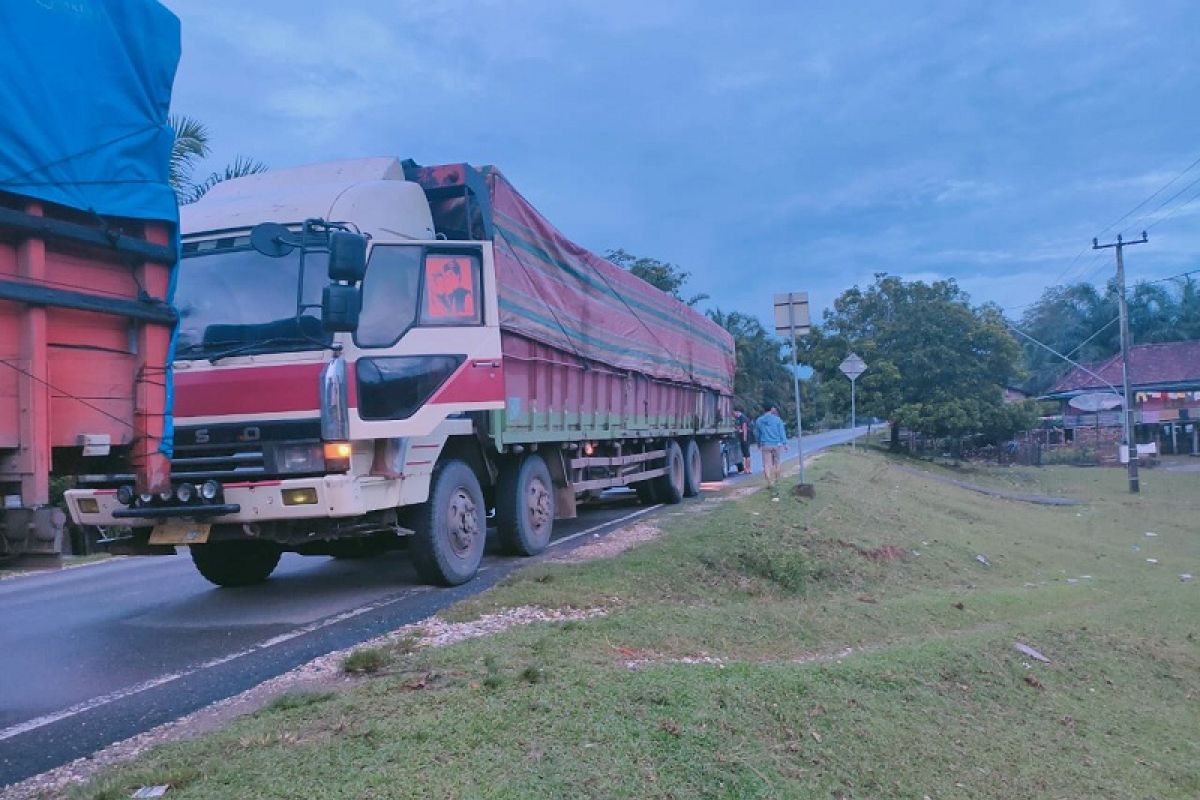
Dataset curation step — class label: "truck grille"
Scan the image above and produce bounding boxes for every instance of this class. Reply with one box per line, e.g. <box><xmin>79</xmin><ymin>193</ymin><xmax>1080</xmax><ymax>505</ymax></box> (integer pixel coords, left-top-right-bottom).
<box><xmin>170</xmin><ymin>443</ymin><xmax>266</xmax><ymax>480</ymax></box>
<box><xmin>171</xmin><ymin>419</ymin><xmax>322</xmax><ymax>482</ymax></box>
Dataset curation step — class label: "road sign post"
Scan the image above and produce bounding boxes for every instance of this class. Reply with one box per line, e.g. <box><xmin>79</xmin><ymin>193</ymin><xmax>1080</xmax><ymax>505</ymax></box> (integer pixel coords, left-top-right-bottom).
<box><xmin>838</xmin><ymin>353</ymin><xmax>868</xmax><ymax>450</ymax></box>
<box><xmin>774</xmin><ymin>293</ymin><xmax>811</xmax><ymax>484</ymax></box>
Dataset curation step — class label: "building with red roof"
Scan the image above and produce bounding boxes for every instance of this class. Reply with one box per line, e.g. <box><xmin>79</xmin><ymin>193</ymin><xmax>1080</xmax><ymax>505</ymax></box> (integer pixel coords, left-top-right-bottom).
<box><xmin>1043</xmin><ymin>340</ymin><xmax>1200</xmax><ymax>456</ymax></box>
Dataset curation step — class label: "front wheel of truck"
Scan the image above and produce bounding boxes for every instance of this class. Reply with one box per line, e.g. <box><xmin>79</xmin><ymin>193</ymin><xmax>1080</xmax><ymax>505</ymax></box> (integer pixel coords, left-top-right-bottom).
<box><xmin>410</xmin><ymin>459</ymin><xmax>487</xmax><ymax>586</ymax></box>
<box><xmin>190</xmin><ymin>538</ymin><xmax>282</xmax><ymax>587</ymax></box>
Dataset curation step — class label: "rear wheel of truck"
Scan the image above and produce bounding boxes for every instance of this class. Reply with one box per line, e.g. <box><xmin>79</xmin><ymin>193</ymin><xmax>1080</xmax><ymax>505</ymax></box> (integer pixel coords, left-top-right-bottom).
<box><xmin>410</xmin><ymin>460</ymin><xmax>487</xmax><ymax>586</ymax></box>
<box><xmin>496</xmin><ymin>454</ymin><xmax>555</xmax><ymax>556</ymax></box>
<box><xmin>190</xmin><ymin>538</ymin><xmax>282</xmax><ymax>587</ymax></box>
<box><xmin>654</xmin><ymin>440</ymin><xmax>686</xmax><ymax>504</ymax></box>
<box><xmin>683</xmin><ymin>439</ymin><xmax>703</xmax><ymax>497</ymax></box>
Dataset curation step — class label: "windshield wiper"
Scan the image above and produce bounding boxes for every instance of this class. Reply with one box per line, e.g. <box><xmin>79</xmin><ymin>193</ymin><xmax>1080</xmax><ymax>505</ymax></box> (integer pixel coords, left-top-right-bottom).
<box><xmin>206</xmin><ymin>336</ymin><xmax>328</xmax><ymax>364</ymax></box>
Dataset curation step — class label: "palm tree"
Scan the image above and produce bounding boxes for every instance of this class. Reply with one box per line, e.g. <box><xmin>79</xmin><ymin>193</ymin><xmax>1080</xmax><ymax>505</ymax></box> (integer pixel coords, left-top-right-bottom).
<box><xmin>168</xmin><ymin>114</ymin><xmax>209</xmax><ymax>198</ymax></box>
<box><xmin>169</xmin><ymin>115</ymin><xmax>267</xmax><ymax>205</ymax></box>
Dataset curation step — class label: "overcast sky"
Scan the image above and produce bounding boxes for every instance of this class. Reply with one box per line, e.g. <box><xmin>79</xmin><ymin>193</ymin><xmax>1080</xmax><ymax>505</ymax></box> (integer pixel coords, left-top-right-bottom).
<box><xmin>165</xmin><ymin>0</ymin><xmax>1200</xmax><ymax>323</ymax></box>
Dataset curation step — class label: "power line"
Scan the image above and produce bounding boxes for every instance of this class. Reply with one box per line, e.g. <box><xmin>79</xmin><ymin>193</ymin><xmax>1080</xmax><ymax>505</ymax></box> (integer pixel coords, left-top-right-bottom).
<box><xmin>1047</xmin><ymin>149</ymin><xmax>1200</xmax><ymax>289</ymax></box>
<box><xmin>1144</xmin><ymin>268</ymin><xmax>1200</xmax><ymax>286</ymax></box>
<box><xmin>1129</xmin><ymin>169</ymin><xmax>1200</xmax><ymax>232</ymax></box>
<box><xmin>1098</xmin><ymin>151</ymin><xmax>1200</xmax><ymax>237</ymax></box>
<box><xmin>1064</xmin><ymin>316</ymin><xmax>1118</xmax><ymax>358</ymax></box>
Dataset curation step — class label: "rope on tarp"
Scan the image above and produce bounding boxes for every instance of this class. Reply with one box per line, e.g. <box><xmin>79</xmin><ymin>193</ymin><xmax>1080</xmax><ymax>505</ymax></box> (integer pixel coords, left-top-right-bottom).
<box><xmin>589</xmin><ymin>261</ymin><xmax>697</xmax><ymax>384</ymax></box>
<box><xmin>0</xmin><ymin>124</ymin><xmax>162</xmax><ymax>189</ymax></box>
<box><xmin>495</xmin><ymin>226</ymin><xmax>589</xmax><ymax>369</ymax></box>
<box><xmin>0</xmin><ymin>358</ymin><xmax>135</xmax><ymax>431</ymax></box>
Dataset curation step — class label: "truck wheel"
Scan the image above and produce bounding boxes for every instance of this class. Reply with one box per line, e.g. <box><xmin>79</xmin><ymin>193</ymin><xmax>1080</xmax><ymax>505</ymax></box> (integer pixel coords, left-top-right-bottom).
<box><xmin>497</xmin><ymin>454</ymin><xmax>555</xmax><ymax>556</ymax></box>
<box><xmin>190</xmin><ymin>539</ymin><xmax>282</xmax><ymax>587</ymax></box>
<box><xmin>410</xmin><ymin>460</ymin><xmax>487</xmax><ymax>586</ymax></box>
<box><xmin>683</xmin><ymin>439</ymin><xmax>703</xmax><ymax>497</ymax></box>
<box><xmin>654</xmin><ymin>440</ymin><xmax>685</xmax><ymax>504</ymax></box>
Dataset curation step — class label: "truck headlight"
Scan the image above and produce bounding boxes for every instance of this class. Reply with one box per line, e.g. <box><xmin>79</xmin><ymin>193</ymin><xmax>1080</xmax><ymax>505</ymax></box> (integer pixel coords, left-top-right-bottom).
<box><xmin>271</xmin><ymin>443</ymin><xmax>325</xmax><ymax>474</ymax></box>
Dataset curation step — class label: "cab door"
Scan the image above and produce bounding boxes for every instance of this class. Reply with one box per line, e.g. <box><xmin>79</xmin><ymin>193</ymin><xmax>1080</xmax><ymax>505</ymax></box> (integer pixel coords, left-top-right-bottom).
<box><xmin>345</xmin><ymin>242</ymin><xmax>503</xmax><ymax>441</ymax></box>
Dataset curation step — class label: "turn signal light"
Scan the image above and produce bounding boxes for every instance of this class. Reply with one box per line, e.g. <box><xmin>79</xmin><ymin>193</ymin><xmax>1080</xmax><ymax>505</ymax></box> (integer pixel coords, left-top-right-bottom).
<box><xmin>281</xmin><ymin>488</ymin><xmax>319</xmax><ymax>506</ymax></box>
<box><xmin>324</xmin><ymin>442</ymin><xmax>353</xmax><ymax>460</ymax></box>
<box><xmin>324</xmin><ymin>441</ymin><xmax>352</xmax><ymax>473</ymax></box>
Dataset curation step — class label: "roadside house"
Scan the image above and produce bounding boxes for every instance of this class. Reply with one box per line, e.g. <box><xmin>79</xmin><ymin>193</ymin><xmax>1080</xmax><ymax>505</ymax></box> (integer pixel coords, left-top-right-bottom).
<box><xmin>1042</xmin><ymin>340</ymin><xmax>1200</xmax><ymax>456</ymax></box>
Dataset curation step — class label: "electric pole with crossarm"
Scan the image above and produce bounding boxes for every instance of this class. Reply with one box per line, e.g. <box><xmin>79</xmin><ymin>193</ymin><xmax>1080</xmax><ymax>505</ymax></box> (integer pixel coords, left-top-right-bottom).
<box><xmin>1092</xmin><ymin>231</ymin><xmax>1148</xmax><ymax>494</ymax></box>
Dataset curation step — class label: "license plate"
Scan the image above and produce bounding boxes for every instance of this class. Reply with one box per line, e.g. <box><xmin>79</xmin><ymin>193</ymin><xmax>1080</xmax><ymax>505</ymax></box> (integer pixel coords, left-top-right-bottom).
<box><xmin>149</xmin><ymin>520</ymin><xmax>212</xmax><ymax>545</ymax></box>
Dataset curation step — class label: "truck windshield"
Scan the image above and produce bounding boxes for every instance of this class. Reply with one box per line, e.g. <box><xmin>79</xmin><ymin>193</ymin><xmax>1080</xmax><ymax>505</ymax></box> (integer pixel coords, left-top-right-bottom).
<box><xmin>174</xmin><ymin>244</ymin><xmax>331</xmax><ymax>360</ymax></box>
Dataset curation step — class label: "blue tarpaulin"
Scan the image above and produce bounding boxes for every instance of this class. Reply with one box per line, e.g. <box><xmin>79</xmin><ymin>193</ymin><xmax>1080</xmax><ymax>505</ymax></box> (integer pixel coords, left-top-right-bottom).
<box><xmin>0</xmin><ymin>0</ymin><xmax>180</xmax><ymax>224</ymax></box>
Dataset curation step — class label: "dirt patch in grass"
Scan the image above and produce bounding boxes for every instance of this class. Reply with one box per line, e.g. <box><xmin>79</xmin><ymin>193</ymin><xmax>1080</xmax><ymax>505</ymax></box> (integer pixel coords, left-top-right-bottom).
<box><xmin>834</xmin><ymin>540</ymin><xmax>907</xmax><ymax>562</ymax></box>
<box><xmin>553</xmin><ymin>522</ymin><xmax>662</xmax><ymax>563</ymax></box>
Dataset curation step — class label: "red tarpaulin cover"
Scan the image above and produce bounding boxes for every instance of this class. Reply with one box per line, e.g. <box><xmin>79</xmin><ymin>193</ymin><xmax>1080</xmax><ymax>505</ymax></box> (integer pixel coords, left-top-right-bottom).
<box><xmin>409</xmin><ymin>163</ymin><xmax>734</xmax><ymax>395</ymax></box>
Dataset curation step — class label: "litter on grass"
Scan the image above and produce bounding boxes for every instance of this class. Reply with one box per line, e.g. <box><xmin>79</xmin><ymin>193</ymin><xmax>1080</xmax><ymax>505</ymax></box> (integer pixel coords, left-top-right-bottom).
<box><xmin>1146</xmin><ymin>558</ymin><xmax>1159</xmax><ymax>565</ymax></box>
<box><xmin>131</xmin><ymin>788</ymin><xmax>170</xmax><ymax>799</ymax></box>
<box><xmin>975</xmin><ymin>554</ymin><xmax>991</xmax><ymax>567</ymax></box>
<box><xmin>1014</xmin><ymin>642</ymin><xmax>1051</xmax><ymax>663</ymax></box>
<box><xmin>1144</xmin><ymin>531</ymin><xmax>1158</xmax><ymax>537</ymax></box>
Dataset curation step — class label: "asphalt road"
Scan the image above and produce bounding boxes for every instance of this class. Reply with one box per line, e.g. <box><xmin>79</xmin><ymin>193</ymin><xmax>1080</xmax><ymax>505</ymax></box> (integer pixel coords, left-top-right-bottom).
<box><xmin>0</xmin><ymin>427</ymin><xmax>863</xmax><ymax>788</ymax></box>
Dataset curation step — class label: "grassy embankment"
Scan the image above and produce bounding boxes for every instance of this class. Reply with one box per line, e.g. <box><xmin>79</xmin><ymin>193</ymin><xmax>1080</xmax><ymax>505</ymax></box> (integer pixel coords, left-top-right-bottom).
<box><xmin>74</xmin><ymin>450</ymin><xmax>1199</xmax><ymax>799</ymax></box>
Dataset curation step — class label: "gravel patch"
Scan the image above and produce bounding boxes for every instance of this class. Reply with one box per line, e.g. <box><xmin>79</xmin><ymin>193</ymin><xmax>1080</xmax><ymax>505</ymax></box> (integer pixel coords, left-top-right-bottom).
<box><xmin>552</xmin><ymin>522</ymin><xmax>663</xmax><ymax>562</ymax></box>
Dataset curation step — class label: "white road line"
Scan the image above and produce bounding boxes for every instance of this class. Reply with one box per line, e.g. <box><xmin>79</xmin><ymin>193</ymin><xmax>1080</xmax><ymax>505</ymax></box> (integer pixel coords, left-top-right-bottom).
<box><xmin>548</xmin><ymin>504</ymin><xmax>662</xmax><ymax>549</ymax></box>
<box><xmin>0</xmin><ymin>587</ymin><xmax>425</xmax><ymax>742</ymax></box>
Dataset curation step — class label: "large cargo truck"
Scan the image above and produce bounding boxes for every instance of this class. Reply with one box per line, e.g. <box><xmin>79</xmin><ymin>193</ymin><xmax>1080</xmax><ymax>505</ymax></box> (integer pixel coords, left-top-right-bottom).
<box><xmin>66</xmin><ymin>158</ymin><xmax>734</xmax><ymax>586</ymax></box>
<box><xmin>0</xmin><ymin>1</ymin><xmax>180</xmax><ymax>559</ymax></box>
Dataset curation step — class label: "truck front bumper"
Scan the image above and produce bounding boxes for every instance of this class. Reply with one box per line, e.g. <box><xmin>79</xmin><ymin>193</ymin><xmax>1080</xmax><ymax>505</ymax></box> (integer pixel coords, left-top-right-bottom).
<box><xmin>65</xmin><ymin>475</ymin><xmax>382</xmax><ymax>527</ymax></box>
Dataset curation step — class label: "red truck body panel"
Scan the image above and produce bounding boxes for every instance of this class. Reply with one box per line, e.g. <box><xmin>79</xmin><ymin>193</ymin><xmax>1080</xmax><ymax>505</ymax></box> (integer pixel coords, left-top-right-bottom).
<box><xmin>0</xmin><ymin>196</ymin><xmax>174</xmax><ymax>555</ymax></box>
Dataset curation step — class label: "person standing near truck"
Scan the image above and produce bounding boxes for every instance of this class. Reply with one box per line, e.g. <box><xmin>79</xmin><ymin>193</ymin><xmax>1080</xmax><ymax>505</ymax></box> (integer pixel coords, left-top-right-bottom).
<box><xmin>754</xmin><ymin>403</ymin><xmax>788</xmax><ymax>491</ymax></box>
<box><xmin>733</xmin><ymin>408</ymin><xmax>752</xmax><ymax>474</ymax></box>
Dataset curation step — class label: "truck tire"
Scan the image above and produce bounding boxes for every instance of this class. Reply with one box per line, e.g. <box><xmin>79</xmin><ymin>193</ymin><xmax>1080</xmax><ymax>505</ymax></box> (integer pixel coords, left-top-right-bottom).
<box><xmin>683</xmin><ymin>439</ymin><xmax>703</xmax><ymax>497</ymax></box>
<box><xmin>410</xmin><ymin>459</ymin><xmax>487</xmax><ymax>586</ymax></box>
<box><xmin>496</xmin><ymin>454</ymin><xmax>555</xmax><ymax>556</ymax></box>
<box><xmin>190</xmin><ymin>539</ymin><xmax>282</xmax><ymax>587</ymax></box>
<box><xmin>654</xmin><ymin>440</ymin><xmax>685</xmax><ymax>504</ymax></box>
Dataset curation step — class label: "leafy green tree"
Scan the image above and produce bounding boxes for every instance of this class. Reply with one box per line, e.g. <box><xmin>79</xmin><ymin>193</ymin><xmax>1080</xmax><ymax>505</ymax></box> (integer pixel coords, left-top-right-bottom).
<box><xmin>168</xmin><ymin>114</ymin><xmax>267</xmax><ymax>205</ymax></box>
<box><xmin>805</xmin><ymin>274</ymin><xmax>1026</xmax><ymax>447</ymax></box>
<box><xmin>606</xmin><ymin>249</ymin><xmax>709</xmax><ymax>306</ymax></box>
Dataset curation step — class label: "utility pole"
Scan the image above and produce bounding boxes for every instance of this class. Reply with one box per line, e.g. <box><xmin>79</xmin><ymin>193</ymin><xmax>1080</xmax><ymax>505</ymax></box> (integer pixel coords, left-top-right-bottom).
<box><xmin>1093</xmin><ymin>231</ymin><xmax>1148</xmax><ymax>494</ymax></box>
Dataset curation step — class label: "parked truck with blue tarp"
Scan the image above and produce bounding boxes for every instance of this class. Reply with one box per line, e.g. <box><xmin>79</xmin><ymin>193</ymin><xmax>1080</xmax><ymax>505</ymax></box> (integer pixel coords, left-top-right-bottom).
<box><xmin>0</xmin><ymin>0</ymin><xmax>180</xmax><ymax>559</ymax></box>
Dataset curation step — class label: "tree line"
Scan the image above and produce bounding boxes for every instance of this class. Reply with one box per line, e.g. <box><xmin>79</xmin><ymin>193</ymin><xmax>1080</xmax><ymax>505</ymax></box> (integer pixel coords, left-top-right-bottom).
<box><xmin>1018</xmin><ymin>276</ymin><xmax>1200</xmax><ymax>394</ymax></box>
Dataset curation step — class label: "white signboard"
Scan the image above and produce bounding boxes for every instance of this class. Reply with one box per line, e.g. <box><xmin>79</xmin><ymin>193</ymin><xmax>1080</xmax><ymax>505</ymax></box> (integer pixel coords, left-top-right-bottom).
<box><xmin>773</xmin><ymin>292</ymin><xmax>811</xmax><ymax>337</ymax></box>
<box><xmin>839</xmin><ymin>352</ymin><xmax>867</xmax><ymax>381</ymax></box>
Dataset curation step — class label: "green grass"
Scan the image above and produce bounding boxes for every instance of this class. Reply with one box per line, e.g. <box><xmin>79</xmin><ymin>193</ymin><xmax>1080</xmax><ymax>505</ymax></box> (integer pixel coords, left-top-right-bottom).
<box><xmin>341</xmin><ymin>647</ymin><xmax>391</xmax><ymax>675</ymax></box>
<box><xmin>67</xmin><ymin>451</ymin><xmax>1200</xmax><ymax>799</ymax></box>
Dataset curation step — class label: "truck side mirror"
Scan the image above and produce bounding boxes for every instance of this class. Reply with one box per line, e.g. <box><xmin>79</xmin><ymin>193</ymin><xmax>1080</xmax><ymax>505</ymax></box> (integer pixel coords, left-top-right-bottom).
<box><xmin>322</xmin><ymin>284</ymin><xmax>361</xmax><ymax>332</ymax></box>
<box><xmin>328</xmin><ymin>232</ymin><xmax>367</xmax><ymax>282</ymax></box>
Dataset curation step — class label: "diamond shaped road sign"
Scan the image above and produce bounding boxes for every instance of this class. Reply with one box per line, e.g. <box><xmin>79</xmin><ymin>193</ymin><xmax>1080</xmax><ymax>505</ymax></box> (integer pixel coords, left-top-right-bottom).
<box><xmin>839</xmin><ymin>352</ymin><xmax>867</xmax><ymax>380</ymax></box>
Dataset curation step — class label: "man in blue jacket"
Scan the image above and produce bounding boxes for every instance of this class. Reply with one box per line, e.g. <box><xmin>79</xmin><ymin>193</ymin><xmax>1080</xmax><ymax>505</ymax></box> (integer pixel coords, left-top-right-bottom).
<box><xmin>754</xmin><ymin>403</ymin><xmax>788</xmax><ymax>490</ymax></box>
